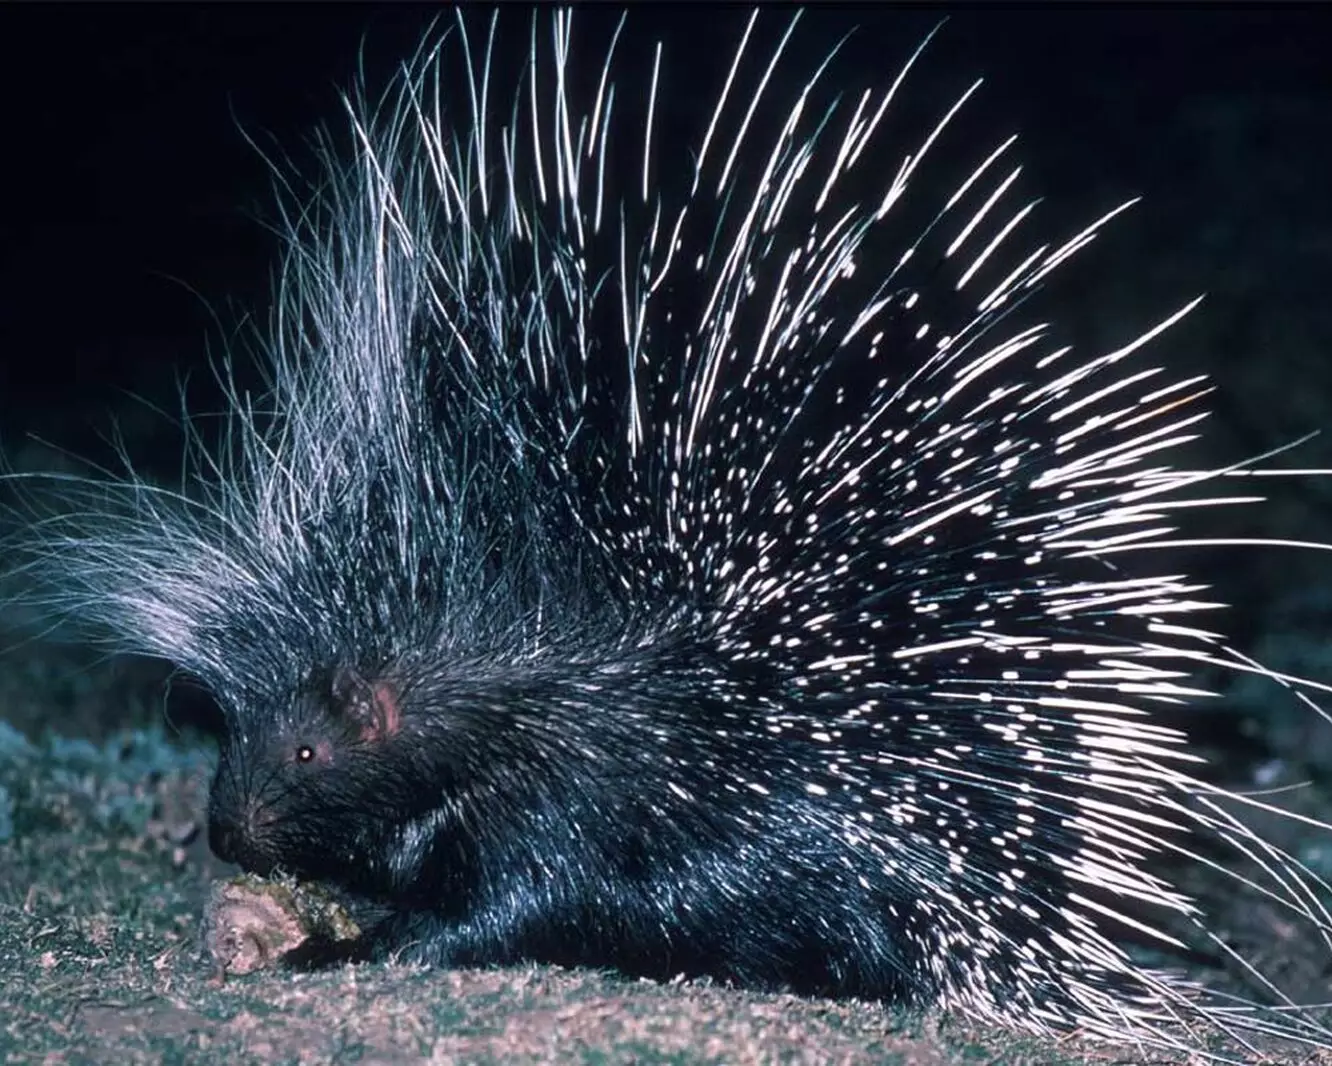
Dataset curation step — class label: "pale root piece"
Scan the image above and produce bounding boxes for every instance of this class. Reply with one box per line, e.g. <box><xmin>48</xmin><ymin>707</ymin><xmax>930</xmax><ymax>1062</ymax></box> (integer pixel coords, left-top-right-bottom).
<box><xmin>204</xmin><ymin>874</ymin><xmax>361</xmax><ymax>975</ymax></box>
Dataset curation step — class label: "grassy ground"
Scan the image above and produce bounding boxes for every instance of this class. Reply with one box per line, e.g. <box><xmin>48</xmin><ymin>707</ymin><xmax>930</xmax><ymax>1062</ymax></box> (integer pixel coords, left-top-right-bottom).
<box><xmin>0</xmin><ymin>816</ymin><xmax>1211</xmax><ymax>1066</ymax></box>
<box><xmin>1</xmin><ymin>688</ymin><xmax>1331</xmax><ymax>1064</ymax></box>
<box><xmin>0</xmin><ymin>812</ymin><xmax>1052</xmax><ymax>1065</ymax></box>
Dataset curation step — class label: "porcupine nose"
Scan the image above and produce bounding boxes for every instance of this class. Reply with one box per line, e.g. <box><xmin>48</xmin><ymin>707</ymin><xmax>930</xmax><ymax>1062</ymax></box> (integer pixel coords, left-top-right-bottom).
<box><xmin>208</xmin><ymin>815</ymin><xmax>244</xmax><ymax>865</ymax></box>
<box><xmin>207</xmin><ymin>799</ymin><xmax>277</xmax><ymax>873</ymax></box>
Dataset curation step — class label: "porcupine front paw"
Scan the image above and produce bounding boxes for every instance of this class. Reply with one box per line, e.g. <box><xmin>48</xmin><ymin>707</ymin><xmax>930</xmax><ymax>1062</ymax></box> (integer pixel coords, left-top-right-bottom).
<box><xmin>281</xmin><ymin>930</ymin><xmax>376</xmax><ymax>969</ymax></box>
<box><xmin>282</xmin><ymin>905</ymin><xmax>484</xmax><ymax>970</ymax></box>
<box><xmin>278</xmin><ymin>889</ymin><xmax>403</xmax><ymax>969</ymax></box>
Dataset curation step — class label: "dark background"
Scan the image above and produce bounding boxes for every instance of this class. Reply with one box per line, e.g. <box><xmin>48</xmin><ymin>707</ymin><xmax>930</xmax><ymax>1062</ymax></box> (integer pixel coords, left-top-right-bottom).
<box><xmin>0</xmin><ymin>6</ymin><xmax>1328</xmax><ymax>454</ymax></box>
<box><xmin>0</xmin><ymin>3</ymin><xmax>1330</xmax><ymax>755</ymax></box>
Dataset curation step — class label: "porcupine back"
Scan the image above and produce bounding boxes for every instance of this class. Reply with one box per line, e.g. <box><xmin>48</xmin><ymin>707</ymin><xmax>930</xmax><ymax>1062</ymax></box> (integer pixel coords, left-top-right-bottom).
<box><xmin>12</xmin><ymin>7</ymin><xmax>1332</xmax><ymax>1055</ymax></box>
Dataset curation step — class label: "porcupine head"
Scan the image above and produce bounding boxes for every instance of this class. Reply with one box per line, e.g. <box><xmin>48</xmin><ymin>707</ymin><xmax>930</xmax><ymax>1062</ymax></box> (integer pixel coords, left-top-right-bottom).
<box><xmin>207</xmin><ymin>666</ymin><xmax>406</xmax><ymax>892</ymax></box>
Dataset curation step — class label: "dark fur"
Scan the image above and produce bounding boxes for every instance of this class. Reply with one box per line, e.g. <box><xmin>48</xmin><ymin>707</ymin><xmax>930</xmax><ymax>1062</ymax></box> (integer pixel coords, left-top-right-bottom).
<box><xmin>208</xmin><ymin>651</ymin><xmax>1106</xmax><ymax>1008</ymax></box>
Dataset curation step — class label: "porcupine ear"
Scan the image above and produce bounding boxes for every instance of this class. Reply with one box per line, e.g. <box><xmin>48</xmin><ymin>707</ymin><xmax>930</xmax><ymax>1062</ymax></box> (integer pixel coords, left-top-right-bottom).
<box><xmin>331</xmin><ymin>668</ymin><xmax>401</xmax><ymax>743</ymax></box>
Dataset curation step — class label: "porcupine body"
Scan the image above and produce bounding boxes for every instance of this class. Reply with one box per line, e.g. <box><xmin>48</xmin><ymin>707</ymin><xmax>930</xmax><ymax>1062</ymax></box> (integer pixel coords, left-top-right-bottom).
<box><xmin>15</xmin><ymin>5</ymin><xmax>1332</xmax><ymax>1053</ymax></box>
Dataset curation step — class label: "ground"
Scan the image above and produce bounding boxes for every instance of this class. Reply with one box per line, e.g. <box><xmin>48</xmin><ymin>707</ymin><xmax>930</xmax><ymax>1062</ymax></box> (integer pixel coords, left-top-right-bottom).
<box><xmin>1</xmin><ymin>681</ymin><xmax>1330</xmax><ymax>1066</ymax></box>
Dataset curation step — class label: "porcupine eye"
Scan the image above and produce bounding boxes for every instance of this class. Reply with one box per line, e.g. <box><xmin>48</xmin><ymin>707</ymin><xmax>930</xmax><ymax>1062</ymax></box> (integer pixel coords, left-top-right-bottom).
<box><xmin>283</xmin><ymin>726</ymin><xmax>335</xmax><ymax>770</ymax></box>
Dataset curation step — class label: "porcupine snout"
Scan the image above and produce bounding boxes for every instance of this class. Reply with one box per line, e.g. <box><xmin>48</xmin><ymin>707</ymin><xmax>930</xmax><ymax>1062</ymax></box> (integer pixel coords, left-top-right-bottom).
<box><xmin>207</xmin><ymin>754</ymin><xmax>280</xmax><ymax>873</ymax></box>
<box><xmin>207</xmin><ymin>806</ymin><xmax>264</xmax><ymax>871</ymax></box>
<box><xmin>205</xmin><ymin>729</ymin><xmax>314</xmax><ymax>877</ymax></box>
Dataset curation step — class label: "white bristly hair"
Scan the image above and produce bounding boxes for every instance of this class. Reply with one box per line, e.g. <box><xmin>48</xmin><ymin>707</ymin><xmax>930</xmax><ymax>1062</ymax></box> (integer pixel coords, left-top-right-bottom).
<box><xmin>12</xmin><ymin>8</ymin><xmax>1332</xmax><ymax>1059</ymax></box>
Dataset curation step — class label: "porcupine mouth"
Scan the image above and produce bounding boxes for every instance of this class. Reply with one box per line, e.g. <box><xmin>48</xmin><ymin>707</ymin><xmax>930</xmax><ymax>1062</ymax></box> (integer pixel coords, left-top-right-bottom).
<box><xmin>208</xmin><ymin>797</ymin><xmax>281</xmax><ymax>874</ymax></box>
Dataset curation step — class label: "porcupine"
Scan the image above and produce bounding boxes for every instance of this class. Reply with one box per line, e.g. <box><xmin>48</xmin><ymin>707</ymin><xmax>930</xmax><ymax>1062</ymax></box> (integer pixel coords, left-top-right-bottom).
<box><xmin>11</xmin><ymin>5</ymin><xmax>1332</xmax><ymax>1056</ymax></box>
